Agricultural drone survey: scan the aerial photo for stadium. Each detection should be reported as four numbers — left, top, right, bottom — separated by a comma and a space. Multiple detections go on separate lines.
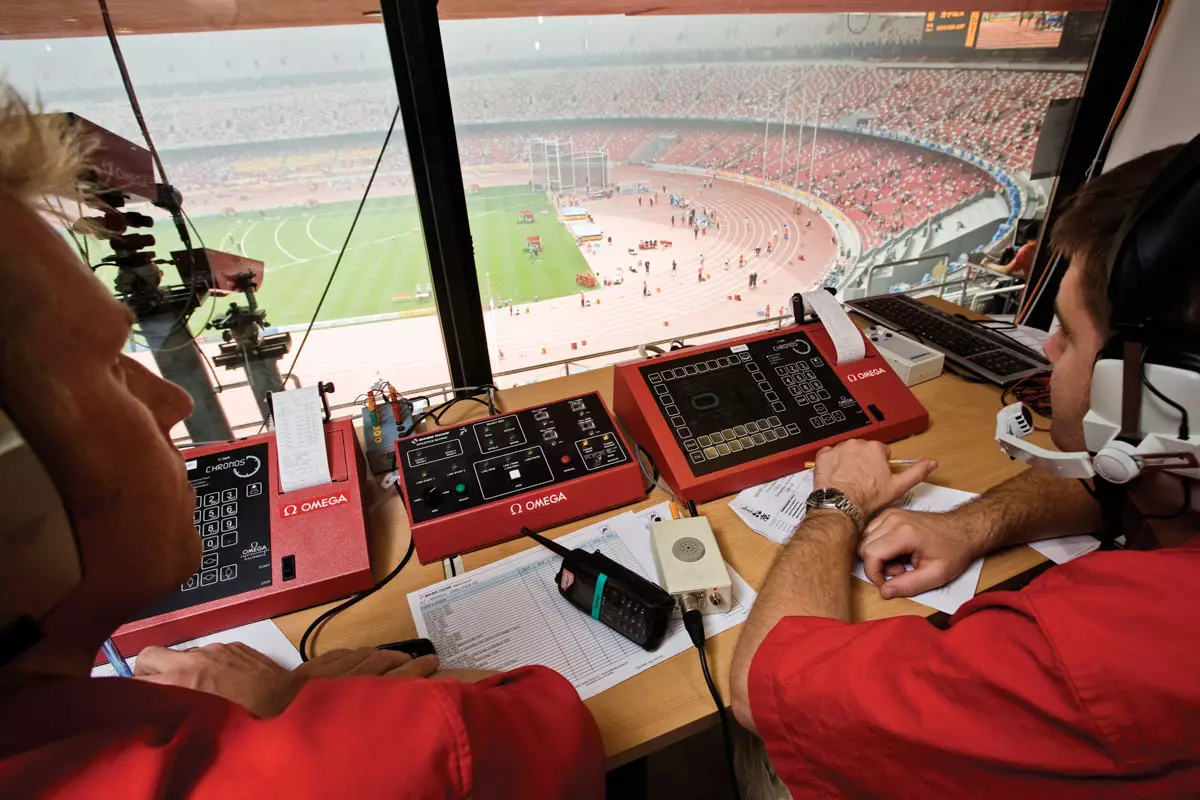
18, 14, 1091, 430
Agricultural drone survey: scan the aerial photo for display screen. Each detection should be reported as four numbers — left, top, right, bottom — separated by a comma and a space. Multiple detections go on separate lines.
921, 10, 1067, 50
671, 370, 775, 433
921, 11, 980, 47
975, 12, 1067, 50
639, 333, 872, 477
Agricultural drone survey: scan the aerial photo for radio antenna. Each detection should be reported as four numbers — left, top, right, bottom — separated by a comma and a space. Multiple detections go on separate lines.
521, 527, 571, 558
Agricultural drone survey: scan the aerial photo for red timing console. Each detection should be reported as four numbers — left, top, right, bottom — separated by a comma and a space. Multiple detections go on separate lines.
396, 392, 644, 563
111, 418, 372, 654
613, 322, 929, 503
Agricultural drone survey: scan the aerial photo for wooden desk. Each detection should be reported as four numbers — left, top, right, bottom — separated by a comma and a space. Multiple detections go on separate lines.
274, 308, 1052, 767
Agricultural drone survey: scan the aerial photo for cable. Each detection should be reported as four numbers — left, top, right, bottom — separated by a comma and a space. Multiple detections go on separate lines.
635, 444, 674, 500
1140, 352, 1188, 439
1001, 371, 1052, 422
682, 602, 741, 800
686, 499, 699, 518
846, 12, 871, 36
280, 105, 401, 390
254, 105, 400, 434
299, 491, 416, 662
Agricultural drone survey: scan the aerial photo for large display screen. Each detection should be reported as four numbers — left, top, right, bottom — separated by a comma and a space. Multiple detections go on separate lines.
921, 10, 1067, 50
975, 12, 1067, 50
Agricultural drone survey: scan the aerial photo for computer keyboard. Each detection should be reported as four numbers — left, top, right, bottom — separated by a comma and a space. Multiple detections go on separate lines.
845, 294, 1050, 385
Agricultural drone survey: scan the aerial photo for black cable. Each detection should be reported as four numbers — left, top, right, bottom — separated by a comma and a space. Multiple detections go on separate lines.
687, 499, 699, 518
279, 105, 401, 392
683, 608, 741, 800
299, 490, 416, 662
1140, 354, 1188, 439
846, 12, 871, 35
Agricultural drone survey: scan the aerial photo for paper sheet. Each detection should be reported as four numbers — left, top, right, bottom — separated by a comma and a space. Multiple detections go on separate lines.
731, 470, 983, 613
801, 289, 866, 364
272, 386, 331, 493
1030, 534, 1101, 564
408, 503, 756, 700
91, 620, 301, 678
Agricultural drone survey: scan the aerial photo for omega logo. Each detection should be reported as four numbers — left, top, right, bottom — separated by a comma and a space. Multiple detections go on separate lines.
846, 367, 887, 383
508, 491, 568, 515
281, 493, 349, 518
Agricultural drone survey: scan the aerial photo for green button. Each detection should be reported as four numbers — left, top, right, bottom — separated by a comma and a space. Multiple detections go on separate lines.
455, 483, 467, 494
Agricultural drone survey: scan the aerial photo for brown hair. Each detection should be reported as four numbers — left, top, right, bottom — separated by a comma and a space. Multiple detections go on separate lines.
1051, 144, 1186, 328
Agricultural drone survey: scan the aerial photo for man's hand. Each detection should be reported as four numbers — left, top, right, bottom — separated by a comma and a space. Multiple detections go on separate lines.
812, 440, 938, 520
859, 509, 992, 599
134, 643, 439, 717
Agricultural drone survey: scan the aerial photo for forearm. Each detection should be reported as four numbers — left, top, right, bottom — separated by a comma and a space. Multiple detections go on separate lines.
731, 511, 856, 731
955, 467, 1099, 551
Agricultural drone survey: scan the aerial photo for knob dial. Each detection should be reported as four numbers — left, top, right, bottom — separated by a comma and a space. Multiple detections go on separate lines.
422, 486, 442, 510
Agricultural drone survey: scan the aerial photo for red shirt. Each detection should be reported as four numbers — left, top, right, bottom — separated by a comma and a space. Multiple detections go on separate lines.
0, 665, 603, 799
750, 547, 1200, 798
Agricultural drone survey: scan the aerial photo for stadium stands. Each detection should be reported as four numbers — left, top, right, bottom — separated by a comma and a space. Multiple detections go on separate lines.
70, 63, 1081, 176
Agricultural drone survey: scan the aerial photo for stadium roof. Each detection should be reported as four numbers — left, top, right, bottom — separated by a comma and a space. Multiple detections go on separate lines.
2, 0, 1106, 40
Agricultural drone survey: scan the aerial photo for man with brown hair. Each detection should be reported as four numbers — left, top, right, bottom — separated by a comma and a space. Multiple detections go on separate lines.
0, 87, 603, 798
730, 142, 1200, 797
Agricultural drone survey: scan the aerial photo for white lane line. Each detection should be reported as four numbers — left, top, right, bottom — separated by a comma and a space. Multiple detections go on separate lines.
305, 215, 339, 254
273, 219, 303, 263
238, 220, 259, 254
268, 231, 411, 271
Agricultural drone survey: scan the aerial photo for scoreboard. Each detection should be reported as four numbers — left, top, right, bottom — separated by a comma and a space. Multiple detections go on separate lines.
922, 11, 981, 48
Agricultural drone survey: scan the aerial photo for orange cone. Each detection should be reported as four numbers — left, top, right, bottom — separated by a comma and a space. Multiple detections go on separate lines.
541, 347, 547, 355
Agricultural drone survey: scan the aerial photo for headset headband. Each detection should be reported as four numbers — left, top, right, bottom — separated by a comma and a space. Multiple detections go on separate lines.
1107, 133, 1200, 336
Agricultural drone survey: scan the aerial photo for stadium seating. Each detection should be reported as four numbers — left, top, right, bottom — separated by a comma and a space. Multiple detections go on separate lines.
69, 63, 1081, 176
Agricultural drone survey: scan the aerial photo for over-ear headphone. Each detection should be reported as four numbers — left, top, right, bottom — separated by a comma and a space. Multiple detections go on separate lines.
1086, 132, 1200, 484
997, 133, 1200, 489
0, 405, 83, 665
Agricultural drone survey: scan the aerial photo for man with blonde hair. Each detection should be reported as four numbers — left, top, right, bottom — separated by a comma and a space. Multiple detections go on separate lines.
0, 87, 603, 798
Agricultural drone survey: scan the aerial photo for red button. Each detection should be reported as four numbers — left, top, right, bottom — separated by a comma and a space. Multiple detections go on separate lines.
561, 455, 571, 464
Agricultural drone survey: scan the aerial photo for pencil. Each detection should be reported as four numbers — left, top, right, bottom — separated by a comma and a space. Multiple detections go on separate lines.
803, 458, 920, 469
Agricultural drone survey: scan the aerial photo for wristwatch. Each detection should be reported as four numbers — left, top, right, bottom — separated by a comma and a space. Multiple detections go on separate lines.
805, 488, 864, 532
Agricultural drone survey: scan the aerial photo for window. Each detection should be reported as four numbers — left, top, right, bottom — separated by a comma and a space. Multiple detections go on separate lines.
437, 11, 1098, 380
1, 26, 450, 440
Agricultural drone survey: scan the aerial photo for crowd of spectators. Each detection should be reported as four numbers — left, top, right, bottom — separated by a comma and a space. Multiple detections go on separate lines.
72, 63, 1081, 176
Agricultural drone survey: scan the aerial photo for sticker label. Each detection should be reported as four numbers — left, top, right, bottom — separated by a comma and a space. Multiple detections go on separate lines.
560, 568, 575, 592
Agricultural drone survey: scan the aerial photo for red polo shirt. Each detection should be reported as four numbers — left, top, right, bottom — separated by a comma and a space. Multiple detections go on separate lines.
749, 546, 1200, 798
0, 665, 603, 799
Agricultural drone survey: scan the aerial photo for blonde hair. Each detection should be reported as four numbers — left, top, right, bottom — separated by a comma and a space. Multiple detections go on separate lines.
0, 83, 96, 219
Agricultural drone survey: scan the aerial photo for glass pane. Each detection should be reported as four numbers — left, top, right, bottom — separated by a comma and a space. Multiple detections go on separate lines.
1, 27, 450, 439
438, 11, 1099, 381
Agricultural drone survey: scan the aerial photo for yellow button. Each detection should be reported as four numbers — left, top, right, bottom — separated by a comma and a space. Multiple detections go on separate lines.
582, 439, 589, 447
603, 434, 610, 441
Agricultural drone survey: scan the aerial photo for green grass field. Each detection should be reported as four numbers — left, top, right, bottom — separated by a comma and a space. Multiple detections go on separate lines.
90, 185, 592, 332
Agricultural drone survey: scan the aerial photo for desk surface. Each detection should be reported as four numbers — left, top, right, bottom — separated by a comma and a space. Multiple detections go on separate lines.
274, 298, 1052, 766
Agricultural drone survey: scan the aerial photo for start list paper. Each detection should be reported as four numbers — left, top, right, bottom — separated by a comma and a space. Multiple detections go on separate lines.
407, 502, 756, 700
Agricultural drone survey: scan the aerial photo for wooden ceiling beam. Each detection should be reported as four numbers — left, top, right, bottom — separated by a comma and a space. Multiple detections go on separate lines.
1, 1, 1105, 40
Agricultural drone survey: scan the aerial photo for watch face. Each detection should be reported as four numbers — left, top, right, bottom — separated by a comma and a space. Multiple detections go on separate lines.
810, 487, 843, 504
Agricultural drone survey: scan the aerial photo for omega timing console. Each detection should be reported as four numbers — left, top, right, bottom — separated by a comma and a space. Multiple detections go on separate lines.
396, 392, 644, 563
613, 322, 929, 503
111, 417, 373, 655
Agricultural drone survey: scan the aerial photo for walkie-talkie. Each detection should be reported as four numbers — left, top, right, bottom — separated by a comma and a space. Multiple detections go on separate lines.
522, 527, 675, 651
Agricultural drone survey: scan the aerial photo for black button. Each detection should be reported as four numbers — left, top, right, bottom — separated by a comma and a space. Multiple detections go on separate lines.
281, 555, 296, 582
868, 403, 885, 422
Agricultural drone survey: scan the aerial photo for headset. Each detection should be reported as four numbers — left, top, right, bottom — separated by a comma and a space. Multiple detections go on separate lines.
0, 405, 83, 665
998, 133, 1200, 497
